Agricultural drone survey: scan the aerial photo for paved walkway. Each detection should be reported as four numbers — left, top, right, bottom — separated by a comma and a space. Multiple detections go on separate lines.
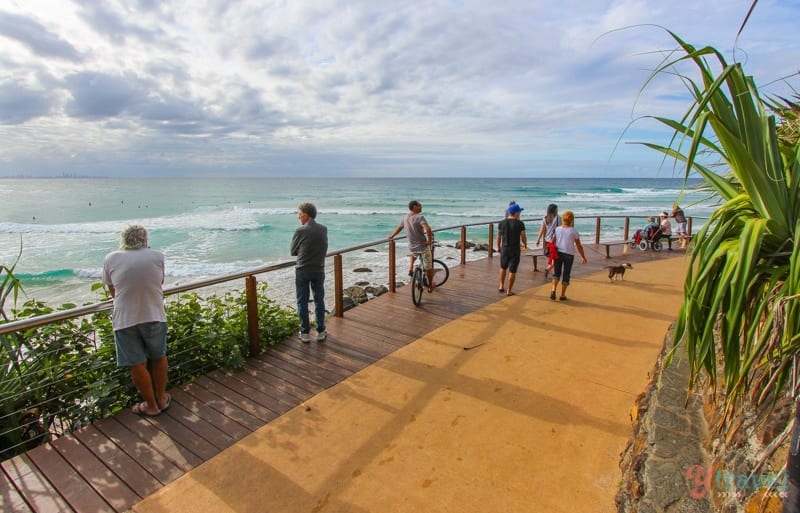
132, 256, 688, 513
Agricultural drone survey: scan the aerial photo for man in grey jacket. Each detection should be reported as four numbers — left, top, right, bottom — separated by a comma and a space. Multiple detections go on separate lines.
290, 202, 329, 343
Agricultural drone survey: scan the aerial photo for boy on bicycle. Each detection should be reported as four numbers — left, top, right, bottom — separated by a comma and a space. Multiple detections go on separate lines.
388, 200, 436, 293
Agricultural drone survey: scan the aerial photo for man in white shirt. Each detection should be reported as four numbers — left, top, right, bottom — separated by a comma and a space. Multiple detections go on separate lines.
102, 225, 170, 417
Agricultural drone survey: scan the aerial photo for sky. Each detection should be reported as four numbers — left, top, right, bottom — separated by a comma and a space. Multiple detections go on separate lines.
0, 0, 798, 178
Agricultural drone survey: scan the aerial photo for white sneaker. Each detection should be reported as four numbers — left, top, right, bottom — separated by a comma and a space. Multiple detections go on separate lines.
299, 332, 311, 343
316, 330, 328, 342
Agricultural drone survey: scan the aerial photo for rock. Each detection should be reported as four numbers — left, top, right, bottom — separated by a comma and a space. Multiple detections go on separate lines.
344, 285, 368, 304
455, 241, 475, 249
363, 248, 379, 253
355, 281, 370, 287
472, 243, 490, 251
342, 296, 356, 311
365, 285, 388, 297
353, 267, 372, 273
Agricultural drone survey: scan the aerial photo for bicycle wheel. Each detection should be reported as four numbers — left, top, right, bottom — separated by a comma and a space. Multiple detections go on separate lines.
432, 259, 449, 287
411, 267, 424, 306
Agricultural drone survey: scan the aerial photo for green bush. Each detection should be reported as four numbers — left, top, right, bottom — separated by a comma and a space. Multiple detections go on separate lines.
0, 276, 299, 460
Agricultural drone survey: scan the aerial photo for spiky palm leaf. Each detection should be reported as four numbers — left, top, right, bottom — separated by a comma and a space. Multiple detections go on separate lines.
638, 31, 800, 419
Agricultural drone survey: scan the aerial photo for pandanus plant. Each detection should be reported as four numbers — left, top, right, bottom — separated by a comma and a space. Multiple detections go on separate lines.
639, 30, 799, 421
636, 27, 800, 507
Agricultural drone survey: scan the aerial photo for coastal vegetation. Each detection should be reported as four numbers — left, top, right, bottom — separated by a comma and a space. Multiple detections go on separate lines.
0, 262, 298, 460
640, 29, 799, 423
626, 21, 799, 510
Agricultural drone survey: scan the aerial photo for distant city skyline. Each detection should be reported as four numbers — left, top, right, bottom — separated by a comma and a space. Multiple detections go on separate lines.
1, 1, 798, 178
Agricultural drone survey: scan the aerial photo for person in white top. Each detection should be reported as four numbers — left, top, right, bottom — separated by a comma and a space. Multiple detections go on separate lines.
549, 210, 588, 301
102, 225, 170, 417
659, 211, 673, 239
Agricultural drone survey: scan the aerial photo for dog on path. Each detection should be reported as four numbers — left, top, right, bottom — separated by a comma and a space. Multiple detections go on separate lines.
606, 263, 633, 281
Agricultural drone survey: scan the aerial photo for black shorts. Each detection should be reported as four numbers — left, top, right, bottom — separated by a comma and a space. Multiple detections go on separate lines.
500, 247, 521, 273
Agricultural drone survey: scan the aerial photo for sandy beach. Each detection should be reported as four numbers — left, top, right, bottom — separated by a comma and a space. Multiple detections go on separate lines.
131, 254, 688, 513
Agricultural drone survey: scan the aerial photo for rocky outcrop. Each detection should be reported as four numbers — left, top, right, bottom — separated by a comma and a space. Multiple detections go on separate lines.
618, 328, 792, 513
617, 328, 712, 513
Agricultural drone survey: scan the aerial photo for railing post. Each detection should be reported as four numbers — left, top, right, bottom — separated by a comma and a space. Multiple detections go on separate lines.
687, 217, 693, 236
389, 240, 396, 293
623, 217, 630, 241
460, 226, 467, 265
595, 217, 601, 244
488, 223, 494, 258
245, 275, 260, 357
334, 254, 344, 317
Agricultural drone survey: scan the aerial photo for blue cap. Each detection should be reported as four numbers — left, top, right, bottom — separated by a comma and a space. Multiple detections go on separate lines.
508, 204, 523, 215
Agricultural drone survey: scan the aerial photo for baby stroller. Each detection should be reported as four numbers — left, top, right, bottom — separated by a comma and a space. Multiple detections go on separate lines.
630, 224, 664, 251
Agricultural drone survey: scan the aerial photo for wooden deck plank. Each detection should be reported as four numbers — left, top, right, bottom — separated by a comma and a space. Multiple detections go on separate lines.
207, 370, 297, 416
157, 401, 237, 452
179, 378, 263, 433
0, 461, 35, 513
167, 388, 253, 441
111, 410, 204, 472
240, 360, 318, 402
276, 340, 368, 376
25, 444, 112, 513
1, 454, 73, 513
118, 410, 221, 462
72, 426, 162, 500
51, 434, 141, 512
252, 350, 336, 391
259, 349, 346, 389
92, 417, 184, 486
245, 358, 325, 397
192, 375, 280, 423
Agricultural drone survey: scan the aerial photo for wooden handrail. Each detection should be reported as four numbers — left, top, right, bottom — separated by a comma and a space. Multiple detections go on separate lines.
0, 215, 699, 336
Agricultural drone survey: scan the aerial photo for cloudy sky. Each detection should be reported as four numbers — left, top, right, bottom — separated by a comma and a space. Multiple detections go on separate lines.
0, 0, 798, 178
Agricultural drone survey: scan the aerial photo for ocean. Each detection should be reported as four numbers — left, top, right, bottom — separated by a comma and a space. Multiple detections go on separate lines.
0, 177, 713, 309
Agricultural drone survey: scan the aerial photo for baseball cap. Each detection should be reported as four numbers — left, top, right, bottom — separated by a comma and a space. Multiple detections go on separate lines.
508, 204, 524, 215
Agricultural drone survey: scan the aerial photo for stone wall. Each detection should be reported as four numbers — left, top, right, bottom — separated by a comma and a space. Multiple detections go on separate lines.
617, 328, 792, 513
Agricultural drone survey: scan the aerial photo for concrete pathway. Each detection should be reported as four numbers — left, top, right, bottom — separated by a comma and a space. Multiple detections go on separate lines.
132, 256, 688, 513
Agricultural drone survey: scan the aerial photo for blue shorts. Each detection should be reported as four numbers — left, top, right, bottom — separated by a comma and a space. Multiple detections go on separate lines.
114, 322, 168, 367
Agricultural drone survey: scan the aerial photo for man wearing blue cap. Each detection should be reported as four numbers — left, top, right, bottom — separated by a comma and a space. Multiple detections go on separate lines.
496, 203, 528, 296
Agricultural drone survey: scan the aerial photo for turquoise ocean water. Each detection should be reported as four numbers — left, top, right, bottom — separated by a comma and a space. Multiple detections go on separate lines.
0, 177, 713, 307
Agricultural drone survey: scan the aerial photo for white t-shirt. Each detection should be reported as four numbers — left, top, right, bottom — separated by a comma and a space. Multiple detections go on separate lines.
102, 248, 166, 330
554, 226, 580, 256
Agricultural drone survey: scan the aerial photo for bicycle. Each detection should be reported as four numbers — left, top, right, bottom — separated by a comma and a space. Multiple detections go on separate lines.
410, 247, 449, 306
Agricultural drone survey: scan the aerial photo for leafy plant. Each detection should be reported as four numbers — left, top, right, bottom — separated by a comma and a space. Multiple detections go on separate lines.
637, 31, 800, 421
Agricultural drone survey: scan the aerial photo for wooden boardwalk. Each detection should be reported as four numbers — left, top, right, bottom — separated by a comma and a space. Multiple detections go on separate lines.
0, 246, 681, 513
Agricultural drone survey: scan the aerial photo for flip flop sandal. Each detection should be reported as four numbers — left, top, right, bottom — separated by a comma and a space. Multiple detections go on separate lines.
132, 402, 161, 417
158, 394, 172, 412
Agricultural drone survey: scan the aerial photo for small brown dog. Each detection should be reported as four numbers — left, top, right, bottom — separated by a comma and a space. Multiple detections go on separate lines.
606, 263, 633, 281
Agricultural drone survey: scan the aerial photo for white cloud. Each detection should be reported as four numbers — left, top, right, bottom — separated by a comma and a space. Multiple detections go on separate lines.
0, 0, 797, 177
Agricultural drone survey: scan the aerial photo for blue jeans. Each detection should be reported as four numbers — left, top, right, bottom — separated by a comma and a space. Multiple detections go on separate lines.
295, 270, 326, 334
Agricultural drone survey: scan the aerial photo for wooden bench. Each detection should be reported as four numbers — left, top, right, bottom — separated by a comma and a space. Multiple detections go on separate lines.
529, 253, 546, 271
598, 240, 629, 258
666, 235, 693, 250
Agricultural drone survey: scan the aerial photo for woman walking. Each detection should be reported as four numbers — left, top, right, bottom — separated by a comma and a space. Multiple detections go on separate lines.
550, 210, 587, 301
535, 203, 561, 278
